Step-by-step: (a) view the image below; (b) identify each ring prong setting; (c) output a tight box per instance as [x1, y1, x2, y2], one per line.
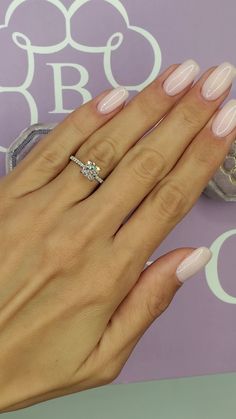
[81, 160, 101, 181]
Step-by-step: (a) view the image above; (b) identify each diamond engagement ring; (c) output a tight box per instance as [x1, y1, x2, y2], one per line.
[69, 155, 104, 184]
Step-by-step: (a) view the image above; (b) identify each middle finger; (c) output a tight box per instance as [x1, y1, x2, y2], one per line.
[46, 60, 200, 205]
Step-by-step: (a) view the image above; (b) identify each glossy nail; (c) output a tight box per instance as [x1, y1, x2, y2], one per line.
[212, 99, 236, 137]
[97, 87, 129, 114]
[163, 59, 200, 96]
[176, 247, 212, 283]
[201, 62, 236, 101]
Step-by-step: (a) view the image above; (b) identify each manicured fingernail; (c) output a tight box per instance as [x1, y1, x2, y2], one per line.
[212, 99, 236, 137]
[97, 87, 129, 114]
[176, 247, 212, 283]
[201, 62, 236, 101]
[163, 59, 200, 96]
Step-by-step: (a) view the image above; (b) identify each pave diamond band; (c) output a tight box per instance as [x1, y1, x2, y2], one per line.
[69, 155, 104, 184]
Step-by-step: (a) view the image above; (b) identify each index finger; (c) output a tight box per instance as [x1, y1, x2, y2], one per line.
[5, 87, 128, 196]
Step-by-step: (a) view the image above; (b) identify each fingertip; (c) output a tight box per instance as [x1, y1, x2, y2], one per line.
[175, 246, 212, 284]
[96, 87, 129, 115]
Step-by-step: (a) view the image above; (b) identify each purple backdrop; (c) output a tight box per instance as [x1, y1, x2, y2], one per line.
[0, 0, 236, 384]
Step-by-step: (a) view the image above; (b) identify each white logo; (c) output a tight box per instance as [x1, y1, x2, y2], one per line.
[0, 0, 162, 152]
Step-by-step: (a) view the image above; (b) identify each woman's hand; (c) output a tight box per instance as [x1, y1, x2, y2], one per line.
[0, 60, 236, 412]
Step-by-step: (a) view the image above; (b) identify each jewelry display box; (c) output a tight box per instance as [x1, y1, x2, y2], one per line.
[5, 123, 236, 202]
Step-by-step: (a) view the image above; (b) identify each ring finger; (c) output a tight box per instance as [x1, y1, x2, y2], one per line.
[42, 60, 200, 206]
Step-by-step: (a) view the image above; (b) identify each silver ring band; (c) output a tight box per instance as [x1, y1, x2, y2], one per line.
[69, 155, 104, 184]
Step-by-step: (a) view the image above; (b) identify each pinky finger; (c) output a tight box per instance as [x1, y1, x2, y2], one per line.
[87, 246, 212, 382]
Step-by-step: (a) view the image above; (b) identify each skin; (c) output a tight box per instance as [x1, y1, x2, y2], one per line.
[0, 63, 235, 412]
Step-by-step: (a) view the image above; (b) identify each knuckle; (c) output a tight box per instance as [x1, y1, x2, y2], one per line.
[133, 91, 160, 122]
[0, 180, 14, 209]
[84, 136, 117, 170]
[146, 293, 171, 320]
[97, 362, 120, 385]
[152, 179, 187, 222]
[66, 110, 88, 139]
[194, 145, 216, 167]
[130, 147, 166, 185]
[178, 103, 202, 128]
[39, 147, 63, 172]
[43, 229, 85, 274]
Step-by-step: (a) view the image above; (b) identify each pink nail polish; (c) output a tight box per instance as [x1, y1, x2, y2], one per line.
[97, 87, 129, 114]
[163, 59, 200, 96]
[201, 62, 236, 101]
[212, 99, 236, 137]
[176, 247, 212, 283]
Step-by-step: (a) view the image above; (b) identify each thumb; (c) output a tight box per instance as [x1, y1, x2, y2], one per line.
[95, 247, 212, 380]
